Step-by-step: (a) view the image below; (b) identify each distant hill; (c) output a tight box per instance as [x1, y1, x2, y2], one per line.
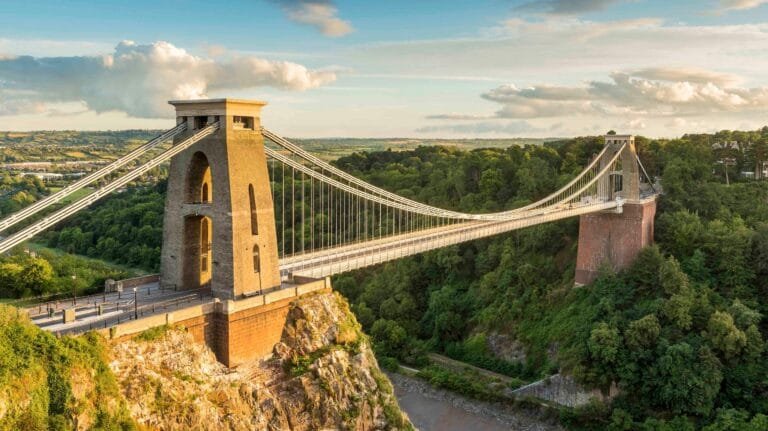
[0, 130, 161, 163]
[294, 137, 549, 160]
[0, 130, 550, 163]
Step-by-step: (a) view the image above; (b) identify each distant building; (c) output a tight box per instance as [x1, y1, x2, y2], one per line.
[22, 172, 64, 181]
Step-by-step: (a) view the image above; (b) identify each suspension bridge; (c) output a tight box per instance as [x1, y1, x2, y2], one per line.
[0, 99, 657, 366]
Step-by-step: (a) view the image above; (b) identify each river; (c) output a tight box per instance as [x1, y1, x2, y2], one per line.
[389, 373, 564, 431]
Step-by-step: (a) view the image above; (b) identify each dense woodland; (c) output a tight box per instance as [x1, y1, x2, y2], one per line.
[4, 128, 768, 429]
[43, 185, 166, 272]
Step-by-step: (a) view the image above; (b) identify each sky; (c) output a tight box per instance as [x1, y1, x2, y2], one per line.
[1, 0, 768, 138]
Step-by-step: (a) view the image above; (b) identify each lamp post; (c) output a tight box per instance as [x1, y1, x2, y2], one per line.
[133, 287, 138, 320]
[71, 275, 77, 306]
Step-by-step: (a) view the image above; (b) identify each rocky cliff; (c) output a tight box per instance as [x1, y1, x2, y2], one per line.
[109, 291, 412, 430]
[0, 292, 411, 430]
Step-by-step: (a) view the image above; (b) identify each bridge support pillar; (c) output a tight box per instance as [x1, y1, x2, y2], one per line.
[574, 197, 656, 286]
[160, 99, 281, 300]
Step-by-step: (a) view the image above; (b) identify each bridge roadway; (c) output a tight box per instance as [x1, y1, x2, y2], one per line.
[279, 199, 623, 279]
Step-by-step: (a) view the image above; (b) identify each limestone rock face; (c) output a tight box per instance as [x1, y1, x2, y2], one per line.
[109, 292, 412, 430]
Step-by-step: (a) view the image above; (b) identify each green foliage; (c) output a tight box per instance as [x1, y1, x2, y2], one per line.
[706, 311, 747, 360]
[287, 353, 314, 377]
[624, 314, 660, 350]
[370, 319, 423, 363]
[656, 344, 722, 415]
[416, 364, 506, 402]
[135, 325, 170, 342]
[0, 174, 46, 217]
[703, 409, 768, 431]
[22, 127, 768, 429]
[443, 333, 529, 379]
[0, 255, 53, 297]
[328, 130, 768, 429]
[0, 248, 134, 299]
[378, 356, 400, 372]
[46, 184, 166, 271]
[0, 305, 135, 430]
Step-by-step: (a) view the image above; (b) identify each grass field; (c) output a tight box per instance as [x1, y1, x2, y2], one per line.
[46, 187, 93, 204]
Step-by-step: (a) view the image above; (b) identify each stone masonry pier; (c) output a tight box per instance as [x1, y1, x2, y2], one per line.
[98, 277, 331, 367]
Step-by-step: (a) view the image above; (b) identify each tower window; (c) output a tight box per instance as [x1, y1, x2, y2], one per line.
[248, 184, 259, 235]
[202, 182, 209, 203]
[233, 116, 254, 130]
[252, 245, 260, 273]
[201, 218, 210, 272]
[194, 116, 208, 130]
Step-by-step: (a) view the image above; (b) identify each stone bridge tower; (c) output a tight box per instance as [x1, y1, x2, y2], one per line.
[574, 134, 657, 285]
[160, 99, 281, 299]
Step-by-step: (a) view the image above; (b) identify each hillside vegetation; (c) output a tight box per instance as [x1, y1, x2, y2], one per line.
[10, 127, 768, 429]
[0, 293, 411, 431]
[0, 305, 135, 431]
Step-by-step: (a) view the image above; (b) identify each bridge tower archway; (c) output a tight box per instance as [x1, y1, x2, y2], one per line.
[186, 151, 212, 204]
[160, 99, 281, 299]
[181, 215, 213, 288]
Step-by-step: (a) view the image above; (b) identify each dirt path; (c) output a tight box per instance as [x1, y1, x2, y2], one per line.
[426, 353, 519, 384]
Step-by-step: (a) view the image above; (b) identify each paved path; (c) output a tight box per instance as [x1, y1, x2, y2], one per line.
[28, 282, 213, 335]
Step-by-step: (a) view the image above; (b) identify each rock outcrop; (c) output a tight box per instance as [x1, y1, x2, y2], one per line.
[109, 291, 412, 430]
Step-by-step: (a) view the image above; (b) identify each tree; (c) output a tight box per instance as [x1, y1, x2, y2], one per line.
[703, 409, 768, 431]
[0, 256, 54, 297]
[370, 319, 409, 359]
[587, 322, 622, 389]
[656, 211, 704, 261]
[625, 314, 661, 351]
[729, 300, 762, 329]
[21, 257, 55, 296]
[660, 257, 690, 296]
[653, 343, 722, 415]
[701, 218, 755, 296]
[0, 262, 25, 297]
[706, 311, 747, 360]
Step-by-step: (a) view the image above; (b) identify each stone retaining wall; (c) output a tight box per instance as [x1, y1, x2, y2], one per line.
[103, 277, 332, 367]
[511, 374, 616, 407]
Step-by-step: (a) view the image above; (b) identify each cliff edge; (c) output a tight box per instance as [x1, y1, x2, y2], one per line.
[109, 291, 412, 430]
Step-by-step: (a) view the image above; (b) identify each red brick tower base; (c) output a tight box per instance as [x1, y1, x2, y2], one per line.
[574, 197, 657, 286]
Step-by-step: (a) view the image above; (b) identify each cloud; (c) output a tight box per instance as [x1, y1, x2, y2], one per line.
[0, 99, 46, 116]
[425, 113, 492, 120]
[630, 67, 742, 86]
[353, 18, 768, 84]
[665, 117, 705, 129]
[717, 0, 768, 12]
[416, 120, 541, 135]
[0, 38, 114, 57]
[622, 118, 647, 130]
[273, 1, 353, 37]
[346, 15, 768, 137]
[0, 40, 337, 118]
[472, 69, 768, 120]
[515, 0, 621, 15]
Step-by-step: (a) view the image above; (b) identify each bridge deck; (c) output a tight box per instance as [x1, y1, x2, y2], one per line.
[280, 200, 621, 279]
